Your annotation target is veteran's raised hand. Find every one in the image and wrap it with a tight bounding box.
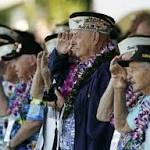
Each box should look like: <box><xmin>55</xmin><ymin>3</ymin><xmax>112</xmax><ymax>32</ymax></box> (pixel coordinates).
<box><xmin>30</xmin><ymin>52</ymin><xmax>44</xmax><ymax>99</ymax></box>
<box><xmin>110</xmin><ymin>56</ymin><xmax>127</xmax><ymax>89</ymax></box>
<box><xmin>56</xmin><ymin>32</ymin><xmax>74</xmax><ymax>55</ymax></box>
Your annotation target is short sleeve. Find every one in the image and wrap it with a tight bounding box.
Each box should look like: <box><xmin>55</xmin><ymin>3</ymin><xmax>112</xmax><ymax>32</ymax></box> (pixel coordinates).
<box><xmin>26</xmin><ymin>104</ymin><xmax>45</xmax><ymax>121</ymax></box>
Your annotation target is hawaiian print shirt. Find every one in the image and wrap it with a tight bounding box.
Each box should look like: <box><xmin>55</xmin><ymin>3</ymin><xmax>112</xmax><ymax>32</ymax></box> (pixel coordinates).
<box><xmin>8</xmin><ymin>80</ymin><xmax>38</xmax><ymax>150</ymax></box>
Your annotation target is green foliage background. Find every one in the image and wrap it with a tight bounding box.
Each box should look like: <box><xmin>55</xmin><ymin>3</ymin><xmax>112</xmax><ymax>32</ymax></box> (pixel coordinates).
<box><xmin>0</xmin><ymin>0</ymin><xmax>91</xmax><ymax>28</ymax></box>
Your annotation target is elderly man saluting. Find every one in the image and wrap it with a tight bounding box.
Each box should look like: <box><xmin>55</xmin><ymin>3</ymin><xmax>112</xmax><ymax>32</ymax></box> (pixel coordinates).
<box><xmin>46</xmin><ymin>11</ymin><xmax>118</xmax><ymax>150</ymax></box>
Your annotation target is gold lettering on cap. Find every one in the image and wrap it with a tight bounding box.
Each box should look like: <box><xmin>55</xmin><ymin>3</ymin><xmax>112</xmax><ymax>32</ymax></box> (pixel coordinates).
<box><xmin>142</xmin><ymin>54</ymin><xmax>150</xmax><ymax>59</ymax></box>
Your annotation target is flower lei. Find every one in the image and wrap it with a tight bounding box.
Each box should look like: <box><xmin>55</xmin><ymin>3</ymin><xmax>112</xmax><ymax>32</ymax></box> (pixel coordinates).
<box><xmin>8</xmin><ymin>80</ymin><xmax>32</xmax><ymax>117</ymax></box>
<box><xmin>124</xmin><ymin>84</ymin><xmax>150</xmax><ymax>145</ymax></box>
<box><xmin>126</xmin><ymin>85</ymin><xmax>139</xmax><ymax>108</ymax></box>
<box><xmin>132</xmin><ymin>96</ymin><xmax>150</xmax><ymax>144</ymax></box>
<box><xmin>60</xmin><ymin>57</ymin><xmax>96</xmax><ymax>108</ymax></box>
<box><xmin>63</xmin><ymin>50</ymin><xmax>116</xmax><ymax>119</ymax></box>
<box><xmin>60</xmin><ymin>64</ymin><xmax>78</xmax><ymax>98</ymax></box>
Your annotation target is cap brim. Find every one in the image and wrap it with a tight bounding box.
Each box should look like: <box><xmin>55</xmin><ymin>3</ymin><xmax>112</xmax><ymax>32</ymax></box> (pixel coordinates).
<box><xmin>117</xmin><ymin>59</ymin><xmax>150</xmax><ymax>67</ymax></box>
<box><xmin>117</xmin><ymin>60</ymin><xmax>130</xmax><ymax>67</ymax></box>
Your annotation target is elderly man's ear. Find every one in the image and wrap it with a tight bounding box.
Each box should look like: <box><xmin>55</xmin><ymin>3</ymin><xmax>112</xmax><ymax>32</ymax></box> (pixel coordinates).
<box><xmin>94</xmin><ymin>32</ymin><xmax>108</xmax><ymax>47</ymax></box>
<box><xmin>91</xmin><ymin>32</ymin><xmax>100</xmax><ymax>46</ymax></box>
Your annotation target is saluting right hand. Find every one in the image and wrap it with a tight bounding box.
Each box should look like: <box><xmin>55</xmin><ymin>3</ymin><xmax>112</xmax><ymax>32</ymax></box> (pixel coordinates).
<box><xmin>30</xmin><ymin>52</ymin><xmax>44</xmax><ymax>98</ymax></box>
<box><xmin>56</xmin><ymin>32</ymin><xmax>74</xmax><ymax>55</ymax></box>
<box><xmin>110</xmin><ymin>56</ymin><xmax>127</xmax><ymax>89</ymax></box>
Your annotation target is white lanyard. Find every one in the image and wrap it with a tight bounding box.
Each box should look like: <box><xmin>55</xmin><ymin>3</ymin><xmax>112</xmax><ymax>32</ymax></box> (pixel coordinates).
<box><xmin>35</xmin><ymin>106</ymin><xmax>60</xmax><ymax>150</ymax></box>
<box><xmin>4</xmin><ymin>115</ymin><xmax>16</xmax><ymax>142</ymax></box>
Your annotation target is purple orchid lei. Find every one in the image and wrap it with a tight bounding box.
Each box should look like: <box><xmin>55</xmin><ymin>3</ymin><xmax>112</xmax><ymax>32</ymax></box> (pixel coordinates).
<box><xmin>126</xmin><ymin>85</ymin><xmax>138</xmax><ymax>108</ymax></box>
<box><xmin>60</xmin><ymin>57</ymin><xmax>96</xmax><ymax>98</ymax></box>
<box><xmin>61</xmin><ymin>56</ymin><xmax>96</xmax><ymax>119</ymax></box>
<box><xmin>115</xmin><ymin>85</ymin><xmax>150</xmax><ymax>145</ymax></box>
<box><xmin>8</xmin><ymin>80</ymin><xmax>32</xmax><ymax>117</ymax></box>
<box><xmin>132</xmin><ymin>96</ymin><xmax>150</xmax><ymax>144</ymax></box>
<box><xmin>125</xmin><ymin>84</ymin><xmax>150</xmax><ymax>144</ymax></box>
<box><xmin>60</xmin><ymin>64</ymin><xmax>78</xmax><ymax>98</ymax></box>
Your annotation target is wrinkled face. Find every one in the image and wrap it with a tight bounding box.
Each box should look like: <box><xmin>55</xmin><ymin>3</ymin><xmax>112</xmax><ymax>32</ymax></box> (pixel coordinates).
<box><xmin>3</xmin><ymin>60</ymin><xmax>18</xmax><ymax>83</ymax></box>
<box><xmin>71</xmin><ymin>30</ymin><xmax>92</xmax><ymax>59</ymax></box>
<box><xmin>128</xmin><ymin>62</ymin><xmax>150</xmax><ymax>93</ymax></box>
<box><xmin>14</xmin><ymin>55</ymin><xmax>35</xmax><ymax>82</ymax></box>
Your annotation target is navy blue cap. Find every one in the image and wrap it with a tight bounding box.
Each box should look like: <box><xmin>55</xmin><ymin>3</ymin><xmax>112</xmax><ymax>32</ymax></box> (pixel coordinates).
<box><xmin>118</xmin><ymin>45</ymin><xmax>150</xmax><ymax>67</ymax></box>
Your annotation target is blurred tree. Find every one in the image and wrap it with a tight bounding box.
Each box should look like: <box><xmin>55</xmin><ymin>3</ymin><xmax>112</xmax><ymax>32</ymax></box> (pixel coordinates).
<box><xmin>0</xmin><ymin>1</ymin><xmax>24</xmax><ymax>25</ymax></box>
<box><xmin>0</xmin><ymin>0</ymin><xmax>92</xmax><ymax>31</ymax></box>
<box><xmin>0</xmin><ymin>9</ymin><xmax>12</xmax><ymax>25</ymax></box>
<box><xmin>36</xmin><ymin>0</ymin><xmax>92</xmax><ymax>25</ymax></box>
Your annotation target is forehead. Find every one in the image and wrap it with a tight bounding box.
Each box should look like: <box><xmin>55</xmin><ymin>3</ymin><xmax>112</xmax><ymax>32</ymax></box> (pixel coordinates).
<box><xmin>129</xmin><ymin>62</ymin><xmax>140</xmax><ymax>67</ymax></box>
<box><xmin>15</xmin><ymin>55</ymin><xmax>25</xmax><ymax>63</ymax></box>
<box><xmin>129</xmin><ymin>61</ymin><xmax>150</xmax><ymax>70</ymax></box>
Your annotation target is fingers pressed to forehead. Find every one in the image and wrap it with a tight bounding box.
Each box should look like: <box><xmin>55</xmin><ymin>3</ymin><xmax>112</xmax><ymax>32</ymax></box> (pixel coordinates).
<box><xmin>58</xmin><ymin>32</ymin><xmax>63</xmax><ymax>39</ymax></box>
<box><xmin>111</xmin><ymin>56</ymin><xmax>121</xmax><ymax>64</ymax></box>
<box><xmin>39</xmin><ymin>51</ymin><xmax>43</xmax><ymax>55</ymax></box>
<box><xmin>65</xmin><ymin>32</ymin><xmax>69</xmax><ymax>40</ymax></box>
<box><xmin>72</xmin><ymin>32</ymin><xmax>77</xmax><ymax>40</ymax></box>
<box><xmin>69</xmin><ymin>32</ymin><xmax>73</xmax><ymax>39</ymax></box>
<box><xmin>41</xmin><ymin>51</ymin><xmax>48</xmax><ymax>64</ymax></box>
<box><xmin>42</xmin><ymin>51</ymin><xmax>47</xmax><ymax>59</ymax></box>
<box><xmin>61</xmin><ymin>32</ymin><xmax>66</xmax><ymax>39</ymax></box>
<box><xmin>43</xmin><ymin>50</ymin><xmax>48</xmax><ymax>56</ymax></box>
<box><xmin>37</xmin><ymin>51</ymin><xmax>43</xmax><ymax>58</ymax></box>
<box><xmin>43</xmin><ymin>44</ymin><xmax>48</xmax><ymax>52</ymax></box>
